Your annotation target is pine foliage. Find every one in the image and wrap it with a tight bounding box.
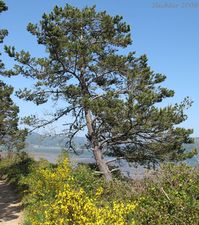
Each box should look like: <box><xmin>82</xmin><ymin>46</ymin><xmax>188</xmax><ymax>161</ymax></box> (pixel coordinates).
<box><xmin>4</xmin><ymin>5</ymin><xmax>194</xmax><ymax>171</ymax></box>
<box><xmin>0</xmin><ymin>1</ymin><xmax>27</xmax><ymax>151</ymax></box>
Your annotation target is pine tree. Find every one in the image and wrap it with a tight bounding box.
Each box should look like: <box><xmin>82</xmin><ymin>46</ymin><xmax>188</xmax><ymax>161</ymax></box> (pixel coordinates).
<box><xmin>5</xmin><ymin>5</ymin><xmax>194</xmax><ymax>180</ymax></box>
<box><xmin>0</xmin><ymin>0</ymin><xmax>8</xmax><ymax>70</ymax></box>
<box><xmin>0</xmin><ymin>1</ymin><xmax>27</xmax><ymax>152</ymax></box>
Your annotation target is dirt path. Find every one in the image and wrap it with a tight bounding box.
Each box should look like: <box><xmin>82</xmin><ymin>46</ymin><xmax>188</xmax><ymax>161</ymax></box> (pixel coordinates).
<box><xmin>0</xmin><ymin>180</ymin><xmax>23</xmax><ymax>225</ymax></box>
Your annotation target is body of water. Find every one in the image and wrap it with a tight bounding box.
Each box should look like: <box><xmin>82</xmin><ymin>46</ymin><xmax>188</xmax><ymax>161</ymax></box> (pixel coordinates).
<box><xmin>1</xmin><ymin>145</ymin><xmax>198</xmax><ymax>179</ymax></box>
<box><xmin>26</xmin><ymin>148</ymin><xmax>198</xmax><ymax>179</ymax></box>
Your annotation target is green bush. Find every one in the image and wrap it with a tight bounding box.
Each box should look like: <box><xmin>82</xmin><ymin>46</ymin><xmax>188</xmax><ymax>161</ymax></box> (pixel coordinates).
<box><xmin>133</xmin><ymin>163</ymin><xmax>199</xmax><ymax>225</ymax></box>
<box><xmin>0</xmin><ymin>152</ymin><xmax>34</xmax><ymax>192</ymax></box>
<box><xmin>1</xmin><ymin>153</ymin><xmax>198</xmax><ymax>225</ymax></box>
<box><xmin>22</xmin><ymin>157</ymin><xmax>136</xmax><ymax>225</ymax></box>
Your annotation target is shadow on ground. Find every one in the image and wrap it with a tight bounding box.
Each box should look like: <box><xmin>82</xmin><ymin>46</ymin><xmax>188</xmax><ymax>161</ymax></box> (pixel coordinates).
<box><xmin>0</xmin><ymin>181</ymin><xmax>22</xmax><ymax>224</ymax></box>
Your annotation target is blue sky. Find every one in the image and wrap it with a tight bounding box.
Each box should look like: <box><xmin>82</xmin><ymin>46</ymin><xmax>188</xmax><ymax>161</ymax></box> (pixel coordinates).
<box><xmin>1</xmin><ymin>0</ymin><xmax>199</xmax><ymax>136</ymax></box>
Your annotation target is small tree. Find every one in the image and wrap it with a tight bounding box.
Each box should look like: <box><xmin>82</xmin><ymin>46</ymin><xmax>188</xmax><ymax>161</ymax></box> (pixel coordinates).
<box><xmin>0</xmin><ymin>1</ymin><xmax>27</xmax><ymax>152</ymax></box>
<box><xmin>5</xmin><ymin>5</ymin><xmax>193</xmax><ymax>180</ymax></box>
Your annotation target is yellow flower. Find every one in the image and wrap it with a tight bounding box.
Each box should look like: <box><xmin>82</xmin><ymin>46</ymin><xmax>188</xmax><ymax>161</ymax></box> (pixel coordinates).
<box><xmin>95</xmin><ymin>187</ymin><xmax>104</xmax><ymax>197</ymax></box>
<box><xmin>25</xmin><ymin>156</ymin><xmax>137</xmax><ymax>224</ymax></box>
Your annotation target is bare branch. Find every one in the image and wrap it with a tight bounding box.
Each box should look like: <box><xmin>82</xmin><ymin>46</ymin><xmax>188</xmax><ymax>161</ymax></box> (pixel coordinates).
<box><xmin>106</xmin><ymin>157</ymin><xmax>124</xmax><ymax>164</ymax></box>
<box><xmin>110</xmin><ymin>168</ymin><xmax>120</xmax><ymax>173</ymax></box>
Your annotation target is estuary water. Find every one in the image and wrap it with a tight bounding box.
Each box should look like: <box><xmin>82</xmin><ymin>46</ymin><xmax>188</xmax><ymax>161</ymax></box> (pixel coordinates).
<box><xmin>28</xmin><ymin>150</ymin><xmax>149</xmax><ymax>179</ymax></box>
<box><xmin>26</xmin><ymin>147</ymin><xmax>198</xmax><ymax>179</ymax></box>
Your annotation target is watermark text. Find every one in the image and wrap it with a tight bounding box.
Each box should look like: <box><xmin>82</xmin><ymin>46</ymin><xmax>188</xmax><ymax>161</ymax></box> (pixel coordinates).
<box><xmin>152</xmin><ymin>1</ymin><xmax>198</xmax><ymax>9</ymax></box>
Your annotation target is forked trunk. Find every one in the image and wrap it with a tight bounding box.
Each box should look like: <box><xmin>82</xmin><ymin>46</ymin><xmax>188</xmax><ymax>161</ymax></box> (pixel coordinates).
<box><xmin>84</xmin><ymin>109</ymin><xmax>112</xmax><ymax>181</ymax></box>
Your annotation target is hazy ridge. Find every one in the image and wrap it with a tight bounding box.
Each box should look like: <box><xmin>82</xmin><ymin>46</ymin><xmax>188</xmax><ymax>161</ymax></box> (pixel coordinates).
<box><xmin>23</xmin><ymin>133</ymin><xmax>199</xmax><ymax>165</ymax></box>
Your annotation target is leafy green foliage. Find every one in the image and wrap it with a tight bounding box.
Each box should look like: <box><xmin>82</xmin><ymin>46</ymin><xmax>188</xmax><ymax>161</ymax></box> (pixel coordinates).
<box><xmin>0</xmin><ymin>152</ymin><xmax>34</xmax><ymax>192</ymax></box>
<box><xmin>1</xmin><ymin>154</ymin><xmax>198</xmax><ymax>224</ymax></box>
<box><xmin>134</xmin><ymin>163</ymin><xmax>199</xmax><ymax>225</ymax></box>
<box><xmin>72</xmin><ymin>164</ymin><xmax>104</xmax><ymax>195</ymax></box>
<box><xmin>18</xmin><ymin>156</ymin><xmax>136</xmax><ymax>224</ymax></box>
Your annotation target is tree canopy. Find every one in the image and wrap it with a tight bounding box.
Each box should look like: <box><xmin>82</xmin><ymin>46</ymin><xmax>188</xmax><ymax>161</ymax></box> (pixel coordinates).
<box><xmin>5</xmin><ymin>4</ymin><xmax>194</xmax><ymax>180</ymax></box>
<box><xmin>0</xmin><ymin>0</ymin><xmax>27</xmax><ymax>152</ymax></box>
<box><xmin>0</xmin><ymin>0</ymin><xmax>8</xmax><ymax>71</ymax></box>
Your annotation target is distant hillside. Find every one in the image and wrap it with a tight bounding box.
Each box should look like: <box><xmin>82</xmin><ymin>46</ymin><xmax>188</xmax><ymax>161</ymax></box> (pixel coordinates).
<box><xmin>26</xmin><ymin>133</ymin><xmax>199</xmax><ymax>148</ymax></box>
<box><xmin>24</xmin><ymin>134</ymin><xmax>199</xmax><ymax>158</ymax></box>
<box><xmin>25</xmin><ymin>133</ymin><xmax>87</xmax><ymax>152</ymax></box>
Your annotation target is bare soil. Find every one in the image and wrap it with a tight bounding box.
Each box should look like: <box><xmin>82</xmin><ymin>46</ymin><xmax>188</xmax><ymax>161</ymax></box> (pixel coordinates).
<box><xmin>0</xmin><ymin>180</ymin><xmax>23</xmax><ymax>225</ymax></box>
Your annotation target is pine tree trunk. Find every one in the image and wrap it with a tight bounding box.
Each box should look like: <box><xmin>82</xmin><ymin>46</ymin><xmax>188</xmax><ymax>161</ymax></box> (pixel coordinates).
<box><xmin>93</xmin><ymin>145</ymin><xmax>112</xmax><ymax>181</ymax></box>
<box><xmin>84</xmin><ymin>109</ymin><xmax>112</xmax><ymax>181</ymax></box>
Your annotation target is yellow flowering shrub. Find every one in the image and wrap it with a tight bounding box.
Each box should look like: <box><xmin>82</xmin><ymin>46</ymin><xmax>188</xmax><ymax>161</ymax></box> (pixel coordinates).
<box><xmin>33</xmin><ymin>184</ymin><xmax>135</xmax><ymax>225</ymax></box>
<box><xmin>23</xmin><ymin>157</ymin><xmax>137</xmax><ymax>225</ymax></box>
<box><xmin>32</xmin><ymin>185</ymin><xmax>136</xmax><ymax>225</ymax></box>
